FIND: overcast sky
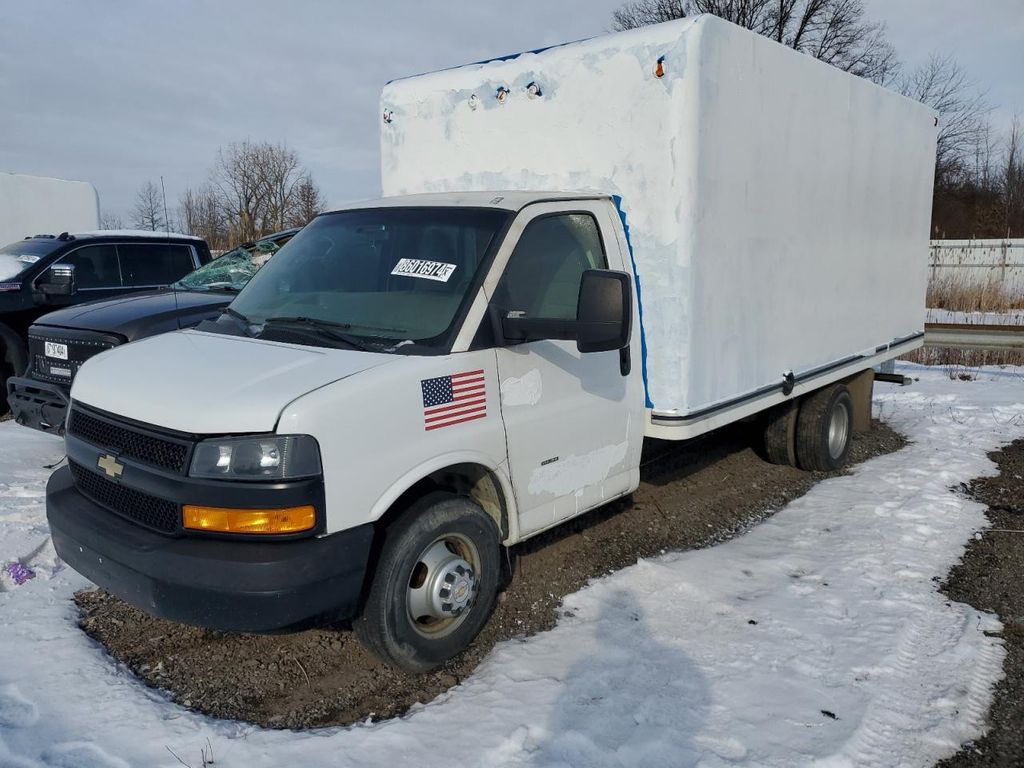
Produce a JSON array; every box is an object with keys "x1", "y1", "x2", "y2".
[{"x1": 1, "y1": 0, "x2": 1021, "y2": 221}]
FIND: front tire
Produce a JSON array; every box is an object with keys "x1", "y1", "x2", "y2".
[
  {"x1": 355, "y1": 492, "x2": 501, "y2": 673},
  {"x1": 795, "y1": 384, "x2": 853, "y2": 471}
]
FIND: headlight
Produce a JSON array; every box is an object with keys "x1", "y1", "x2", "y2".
[{"x1": 189, "y1": 435, "x2": 322, "y2": 481}]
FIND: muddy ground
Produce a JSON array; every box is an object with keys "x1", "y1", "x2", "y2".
[
  {"x1": 76, "y1": 420, "x2": 906, "y2": 730},
  {"x1": 938, "y1": 439, "x2": 1024, "y2": 767}
]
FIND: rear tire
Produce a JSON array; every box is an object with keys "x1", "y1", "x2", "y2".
[
  {"x1": 795, "y1": 384, "x2": 853, "y2": 471},
  {"x1": 355, "y1": 492, "x2": 501, "y2": 673},
  {"x1": 762, "y1": 400, "x2": 798, "y2": 466}
]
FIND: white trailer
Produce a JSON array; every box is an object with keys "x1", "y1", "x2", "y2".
[
  {"x1": 49, "y1": 16, "x2": 936, "y2": 673},
  {"x1": 0, "y1": 172, "x2": 99, "y2": 246}
]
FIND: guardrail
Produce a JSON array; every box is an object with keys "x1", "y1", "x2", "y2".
[{"x1": 924, "y1": 323, "x2": 1024, "y2": 351}]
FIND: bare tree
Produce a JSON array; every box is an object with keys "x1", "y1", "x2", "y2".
[
  {"x1": 611, "y1": 0, "x2": 898, "y2": 83},
  {"x1": 898, "y1": 55, "x2": 990, "y2": 185},
  {"x1": 132, "y1": 180, "x2": 167, "y2": 231},
  {"x1": 179, "y1": 184, "x2": 228, "y2": 250},
  {"x1": 258, "y1": 143, "x2": 303, "y2": 231},
  {"x1": 207, "y1": 140, "x2": 321, "y2": 243},
  {"x1": 1004, "y1": 116, "x2": 1024, "y2": 238},
  {"x1": 287, "y1": 174, "x2": 324, "y2": 228},
  {"x1": 210, "y1": 141, "x2": 270, "y2": 244},
  {"x1": 98, "y1": 211, "x2": 124, "y2": 230}
]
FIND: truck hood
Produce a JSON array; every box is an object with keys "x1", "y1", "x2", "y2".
[
  {"x1": 71, "y1": 329, "x2": 398, "y2": 434},
  {"x1": 34, "y1": 290, "x2": 229, "y2": 339}
]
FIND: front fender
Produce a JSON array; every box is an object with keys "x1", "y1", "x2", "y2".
[{"x1": 368, "y1": 450, "x2": 519, "y2": 543}]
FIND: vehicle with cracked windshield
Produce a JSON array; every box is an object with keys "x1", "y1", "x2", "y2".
[
  {"x1": 45, "y1": 17, "x2": 936, "y2": 673},
  {"x1": 6, "y1": 228, "x2": 298, "y2": 434}
]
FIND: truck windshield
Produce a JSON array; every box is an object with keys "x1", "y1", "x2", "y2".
[
  {"x1": 0, "y1": 238, "x2": 62, "y2": 282},
  {"x1": 229, "y1": 207, "x2": 510, "y2": 351}
]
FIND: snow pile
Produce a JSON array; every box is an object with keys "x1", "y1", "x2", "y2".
[{"x1": 1, "y1": 366, "x2": 1023, "y2": 767}]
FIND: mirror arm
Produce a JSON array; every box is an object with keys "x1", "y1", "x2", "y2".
[{"x1": 500, "y1": 315, "x2": 577, "y2": 344}]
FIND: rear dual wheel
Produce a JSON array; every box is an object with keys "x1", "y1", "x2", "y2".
[
  {"x1": 796, "y1": 385, "x2": 852, "y2": 471},
  {"x1": 761, "y1": 383, "x2": 853, "y2": 472}
]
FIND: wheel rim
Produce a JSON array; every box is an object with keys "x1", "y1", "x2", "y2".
[
  {"x1": 406, "y1": 533, "x2": 481, "y2": 639},
  {"x1": 827, "y1": 401, "x2": 850, "y2": 460}
]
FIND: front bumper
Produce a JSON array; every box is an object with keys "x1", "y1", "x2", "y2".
[
  {"x1": 47, "y1": 466, "x2": 375, "y2": 632},
  {"x1": 6, "y1": 376, "x2": 69, "y2": 435}
]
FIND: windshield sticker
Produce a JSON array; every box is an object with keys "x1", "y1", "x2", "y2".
[
  {"x1": 0, "y1": 283, "x2": 20, "y2": 292},
  {"x1": 391, "y1": 258, "x2": 457, "y2": 283},
  {"x1": 15, "y1": 255, "x2": 40, "y2": 265}
]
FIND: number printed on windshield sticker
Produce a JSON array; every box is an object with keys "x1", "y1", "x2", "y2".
[{"x1": 391, "y1": 258, "x2": 457, "y2": 283}]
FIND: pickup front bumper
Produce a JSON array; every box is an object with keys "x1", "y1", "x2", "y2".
[
  {"x1": 6, "y1": 376, "x2": 70, "y2": 435},
  {"x1": 47, "y1": 466, "x2": 375, "y2": 632}
]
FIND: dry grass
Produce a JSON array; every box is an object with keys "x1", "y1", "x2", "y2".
[
  {"x1": 902, "y1": 346, "x2": 1024, "y2": 378},
  {"x1": 927, "y1": 273, "x2": 1024, "y2": 313},
  {"x1": 920, "y1": 273, "x2": 1024, "y2": 370}
]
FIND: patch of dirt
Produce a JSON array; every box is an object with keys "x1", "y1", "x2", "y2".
[
  {"x1": 76, "y1": 419, "x2": 907, "y2": 729},
  {"x1": 938, "y1": 439, "x2": 1024, "y2": 767}
]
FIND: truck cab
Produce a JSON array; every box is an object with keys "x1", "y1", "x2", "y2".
[{"x1": 46, "y1": 193, "x2": 644, "y2": 672}]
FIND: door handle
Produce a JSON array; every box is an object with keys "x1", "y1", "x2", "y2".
[{"x1": 619, "y1": 346, "x2": 631, "y2": 376}]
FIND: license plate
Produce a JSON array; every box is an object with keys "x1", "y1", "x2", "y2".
[{"x1": 44, "y1": 342, "x2": 68, "y2": 360}]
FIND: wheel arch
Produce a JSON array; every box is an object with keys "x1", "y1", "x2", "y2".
[{"x1": 369, "y1": 453, "x2": 518, "y2": 544}]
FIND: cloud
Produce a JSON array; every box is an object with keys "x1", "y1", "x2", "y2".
[{"x1": 2, "y1": 0, "x2": 1019, "y2": 221}]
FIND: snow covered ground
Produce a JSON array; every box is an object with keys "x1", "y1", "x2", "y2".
[{"x1": 1, "y1": 365, "x2": 1023, "y2": 768}]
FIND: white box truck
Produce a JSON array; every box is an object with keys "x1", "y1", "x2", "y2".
[
  {"x1": 46, "y1": 16, "x2": 936, "y2": 672},
  {"x1": 0, "y1": 172, "x2": 99, "y2": 247}
]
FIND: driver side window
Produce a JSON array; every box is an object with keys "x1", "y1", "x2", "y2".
[
  {"x1": 59, "y1": 245, "x2": 121, "y2": 289},
  {"x1": 492, "y1": 213, "x2": 607, "y2": 321}
]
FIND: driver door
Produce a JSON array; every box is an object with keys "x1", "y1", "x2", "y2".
[{"x1": 490, "y1": 202, "x2": 644, "y2": 537}]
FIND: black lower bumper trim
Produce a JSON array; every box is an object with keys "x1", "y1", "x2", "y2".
[
  {"x1": 6, "y1": 376, "x2": 69, "y2": 435},
  {"x1": 47, "y1": 466, "x2": 374, "y2": 632}
]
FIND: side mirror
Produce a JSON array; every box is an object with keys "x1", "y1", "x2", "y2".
[
  {"x1": 576, "y1": 269, "x2": 631, "y2": 353},
  {"x1": 38, "y1": 264, "x2": 76, "y2": 297}
]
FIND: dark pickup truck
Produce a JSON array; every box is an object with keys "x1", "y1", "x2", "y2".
[
  {"x1": 6, "y1": 228, "x2": 298, "y2": 433},
  {"x1": 1, "y1": 230, "x2": 212, "y2": 404}
]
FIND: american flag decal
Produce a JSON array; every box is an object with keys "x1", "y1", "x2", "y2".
[{"x1": 421, "y1": 369, "x2": 487, "y2": 431}]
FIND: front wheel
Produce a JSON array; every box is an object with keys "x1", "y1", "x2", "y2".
[{"x1": 354, "y1": 492, "x2": 501, "y2": 673}]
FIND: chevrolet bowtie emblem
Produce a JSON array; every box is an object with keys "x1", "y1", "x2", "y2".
[{"x1": 97, "y1": 454, "x2": 124, "y2": 479}]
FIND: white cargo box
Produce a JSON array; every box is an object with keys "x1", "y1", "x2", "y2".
[
  {"x1": 0, "y1": 172, "x2": 99, "y2": 247},
  {"x1": 381, "y1": 15, "x2": 936, "y2": 419}
]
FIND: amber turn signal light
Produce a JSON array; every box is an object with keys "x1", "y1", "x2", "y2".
[{"x1": 182, "y1": 505, "x2": 316, "y2": 534}]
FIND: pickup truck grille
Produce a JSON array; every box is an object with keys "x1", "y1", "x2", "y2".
[
  {"x1": 69, "y1": 460, "x2": 179, "y2": 534},
  {"x1": 28, "y1": 332, "x2": 117, "y2": 385},
  {"x1": 67, "y1": 407, "x2": 192, "y2": 474}
]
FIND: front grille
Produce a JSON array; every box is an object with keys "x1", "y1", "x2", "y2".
[
  {"x1": 28, "y1": 333, "x2": 116, "y2": 384},
  {"x1": 70, "y1": 460, "x2": 179, "y2": 534},
  {"x1": 68, "y1": 408, "x2": 191, "y2": 474}
]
